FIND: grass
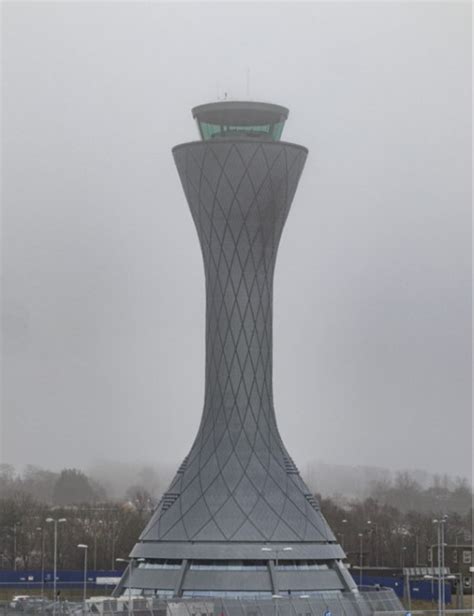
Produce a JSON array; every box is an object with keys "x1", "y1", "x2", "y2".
[{"x1": 408, "y1": 596, "x2": 473, "y2": 611}]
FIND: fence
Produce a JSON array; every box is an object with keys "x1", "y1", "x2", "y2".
[
  {"x1": 373, "y1": 612, "x2": 474, "y2": 616},
  {"x1": 0, "y1": 589, "x2": 405, "y2": 616}
]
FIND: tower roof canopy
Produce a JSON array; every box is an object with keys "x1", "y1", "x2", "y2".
[{"x1": 192, "y1": 101, "x2": 289, "y2": 141}]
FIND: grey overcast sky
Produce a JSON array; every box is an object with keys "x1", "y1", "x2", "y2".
[{"x1": 2, "y1": 2, "x2": 471, "y2": 482}]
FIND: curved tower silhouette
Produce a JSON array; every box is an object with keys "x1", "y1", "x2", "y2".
[{"x1": 118, "y1": 102, "x2": 358, "y2": 598}]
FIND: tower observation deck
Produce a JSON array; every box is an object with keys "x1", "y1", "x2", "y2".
[
  {"x1": 114, "y1": 102, "x2": 396, "y2": 608},
  {"x1": 192, "y1": 101, "x2": 288, "y2": 141}
]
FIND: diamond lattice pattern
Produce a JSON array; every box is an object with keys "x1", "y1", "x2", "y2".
[{"x1": 141, "y1": 141, "x2": 336, "y2": 543}]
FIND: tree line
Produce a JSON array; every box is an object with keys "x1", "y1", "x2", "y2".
[{"x1": 0, "y1": 464, "x2": 471, "y2": 571}]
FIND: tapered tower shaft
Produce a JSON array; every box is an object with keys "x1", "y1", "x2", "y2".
[
  {"x1": 118, "y1": 102, "x2": 361, "y2": 599},
  {"x1": 178, "y1": 139, "x2": 307, "y2": 483}
]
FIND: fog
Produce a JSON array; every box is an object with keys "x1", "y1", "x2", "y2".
[{"x1": 2, "y1": 2, "x2": 471, "y2": 483}]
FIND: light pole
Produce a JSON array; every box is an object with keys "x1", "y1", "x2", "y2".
[
  {"x1": 261, "y1": 546, "x2": 293, "y2": 594},
  {"x1": 36, "y1": 527, "x2": 45, "y2": 598},
  {"x1": 436, "y1": 520, "x2": 441, "y2": 616},
  {"x1": 401, "y1": 566, "x2": 414, "y2": 611},
  {"x1": 400, "y1": 546, "x2": 407, "y2": 569},
  {"x1": 341, "y1": 519, "x2": 348, "y2": 550},
  {"x1": 427, "y1": 572, "x2": 435, "y2": 606},
  {"x1": 110, "y1": 521, "x2": 119, "y2": 570},
  {"x1": 440, "y1": 516, "x2": 447, "y2": 613},
  {"x1": 12, "y1": 522, "x2": 20, "y2": 571},
  {"x1": 46, "y1": 517, "x2": 66, "y2": 612},
  {"x1": 116, "y1": 557, "x2": 145, "y2": 616},
  {"x1": 358, "y1": 533, "x2": 364, "y2": 588},
  {"x1": 432, "y1": 517, "x2": 447, "y2": 616},
  {"x1": 78, "y1": 544, "x2": 88, "y2": 612},
  {"x1": 367, "y1": 520, "x2": 378, "y2": 567},
  {"x1": 93, "y1": 521, "x2": 103, "y2": 571}
]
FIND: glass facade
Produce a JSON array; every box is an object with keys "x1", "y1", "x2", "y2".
[
  {"x1": 135, "y1": 558, "x2": 331, "y2": 572},
  {"x1": 276, "y1": 561, "x2": 329, "y2": 571},
  {"x1": 190, "y1": 560, "x2": 267, "y2": 571},
  {"x1": 182, "y1": 591, "x2": 273, "y2": 599},
  {"x1": 197, "y1": 121, "x2": 285, "y2": 142},
  {"x1": 138, "y1": 559, "x2": 181, "y2": 570}
]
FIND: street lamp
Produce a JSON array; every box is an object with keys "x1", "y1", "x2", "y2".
[
  {"x1": 440, "y1": 517, "x2": 447, "y2": 612},
  {"x1": 403, "y1": 568, "x2": 412, "y2": 611},
  {"x1": 358, "y1": 533, "x2": 364, "y2": 588},
  {"x1": 12, "y1": 523, "x2": 21, "y2": 571},
  {"x1": 110, "y1": 521, "x2": 119, "y2": 570},
  {"x1": 400, "y1": 546, "x2": 407, "y2": 569},
  {"x1": 433, "y1": 516, "x2": 448, "y2": 616},
  {"x1": 45, "y1": 517, "x2": 66, "y2": 613},
  {"x1": 367, "y1": 520, "x2": 378, "y2": 567},
  {"x1": 261, "y1": 546, "x2": 293, "y2": 594},
  {"x1": 93, "y1": 520, "x2": 103, "y2": 571},
  {"x1": 77, "y1": 544, "x2": 88, "y2": 612},
  {"x1": 116, "y1": 557, "x2": 145, "y2": 616},
  {"x1": 341, "y1": 520, "x2": 348, "y2": 550},
  {"x1": 36, "y1": 527, "x2": 45, "y2": 598}
]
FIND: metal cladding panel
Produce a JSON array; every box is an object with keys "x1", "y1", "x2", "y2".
[
  {"x1": 127, "y1": 569, "x2": 178, "y2": 590},
  {"x1": 276, "y1": 570, "x2": 344, "y2": 591},
  {"x1": 131, "y1": 542, "x2": 345, "y2": 560},
  {"x1": 182, "y1": 570, "x2": 272, "y2": 592},
  {"x1": 139, "y1": 140, "x2": 335, "y2": 545}
]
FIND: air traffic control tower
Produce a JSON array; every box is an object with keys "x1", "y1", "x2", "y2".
[{"x1": 115, "y1": 102, "x2": 362, "y2": 600}]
